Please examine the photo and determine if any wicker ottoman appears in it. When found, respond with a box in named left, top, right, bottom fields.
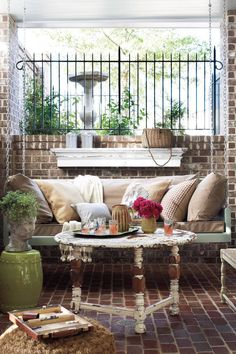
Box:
left=0, top=319, right=116, bottom=354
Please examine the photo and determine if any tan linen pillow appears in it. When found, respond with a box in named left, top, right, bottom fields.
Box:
left=6, top=174, right=53, bottom=224
left=145, top=180, right=171, bottom=201
left=142, top=174, right=198, bottom=186
left=187, top=172, right=226, bottom=221
left=121, top=179, right=171, bottom=207
left=102, top=179, right=135, bottom=211
left=169, top=174, right=198, bottom=185
left=36, top=180, right=84, bottom=224
left=161, top=179, right=198, bottom=222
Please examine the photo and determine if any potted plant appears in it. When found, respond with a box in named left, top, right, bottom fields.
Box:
left=155, top=99, right=186, bottom=135
left=0, top=191, right=39, bottom=252
left=132, top=197, right=163, bottom=234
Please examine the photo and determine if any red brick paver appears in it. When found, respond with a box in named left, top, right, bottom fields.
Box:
left=0, top=263, right=236, bottom=354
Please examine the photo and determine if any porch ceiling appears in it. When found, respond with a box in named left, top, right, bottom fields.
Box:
left=1, top=0, right=235, bottom=28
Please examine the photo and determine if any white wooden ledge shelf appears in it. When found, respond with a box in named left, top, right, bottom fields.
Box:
left=51, top=148, right=187, bottom=168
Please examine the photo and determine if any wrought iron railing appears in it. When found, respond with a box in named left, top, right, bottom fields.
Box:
left=16, top=47, right=223, bottom=135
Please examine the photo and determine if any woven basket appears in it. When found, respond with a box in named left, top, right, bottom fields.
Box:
left=141, top=128, right=173, bottom=148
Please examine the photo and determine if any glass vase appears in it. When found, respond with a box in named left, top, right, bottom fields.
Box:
left=141, top=216, right=157, bottom=234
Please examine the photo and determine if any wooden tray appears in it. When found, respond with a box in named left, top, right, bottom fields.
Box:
left=9, top=305, right=93, bottom=340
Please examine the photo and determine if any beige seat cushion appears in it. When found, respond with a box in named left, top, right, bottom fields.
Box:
left=173, top=220, right=225, bottom=233
left=6, top=174, right=53, bottom=224
left=161, top=179, right=198, bottom=221
left=36, top=180, right=84, bottom=224
left=36, top=214, right=201, bottom=236
left=187, top=172, right=226, bottom=221
left=34, top=223, right=63, bottom=236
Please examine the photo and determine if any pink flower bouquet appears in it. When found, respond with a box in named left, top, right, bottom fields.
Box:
left=132, top=197, right=163, bottom=219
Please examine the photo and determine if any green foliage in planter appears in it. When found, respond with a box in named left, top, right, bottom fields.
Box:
left=22, top=78, right=79, bottom=135
left=98, top=88, right=146, bottom=135
left=156, top=99, right=186, bottom=135
left=0, top=191, right=39, bottom=223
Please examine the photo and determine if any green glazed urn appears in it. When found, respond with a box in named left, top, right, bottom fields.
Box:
left=0, top=250, right=43, bottom=312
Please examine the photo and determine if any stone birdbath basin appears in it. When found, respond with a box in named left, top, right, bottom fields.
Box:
left=69, top=71, right=108, bottom=130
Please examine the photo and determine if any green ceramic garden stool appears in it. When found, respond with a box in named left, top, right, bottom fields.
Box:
left=0, top=250, right=43, bottom=312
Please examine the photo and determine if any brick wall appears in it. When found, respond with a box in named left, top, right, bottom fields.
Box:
left=0, top=14, right=20, bottom=136
left=227, top=11, right=236, bottom=251
left=0, top=14, right=20, bottom=248
left=10, top=134, right=225, bottom=179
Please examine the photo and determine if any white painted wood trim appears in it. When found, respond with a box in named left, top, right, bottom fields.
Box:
left=146, top=296, right=173, bottom=315
left=221, top=294, right=236, bottom=312
left=80, top=302, right=135, bottom=317
left=51, top=147, right=187, bottom=168
left=169, top=245, right=180, bottom=315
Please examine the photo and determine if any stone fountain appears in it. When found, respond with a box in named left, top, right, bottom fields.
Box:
left=69, top=71, right=108, bottom=147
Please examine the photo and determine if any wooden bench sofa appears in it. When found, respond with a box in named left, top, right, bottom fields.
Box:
left=3, top=172, right=232, bottom=247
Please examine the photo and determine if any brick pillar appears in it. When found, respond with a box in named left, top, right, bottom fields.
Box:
left=0, top=14, right=20, bottom=250
left=227, top=11, right=236, bottom=246
left=0, top=14, right=20, bottom=135
left=0, top=14, right=20, bottom=188
left=0, top=14, right=9, bottom=137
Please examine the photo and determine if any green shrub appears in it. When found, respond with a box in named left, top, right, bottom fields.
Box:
left=22, top=78, right=79, bottom=135
left=0, top=191, right=39, bottom=223
left=98, top=88, right=145, bottom=135
left=156, top=99, right=186, bottom=135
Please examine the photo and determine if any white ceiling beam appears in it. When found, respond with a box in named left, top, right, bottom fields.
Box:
left=14, top=18, right=222, bottom=29
left=0, top=0, right=230, bottom=28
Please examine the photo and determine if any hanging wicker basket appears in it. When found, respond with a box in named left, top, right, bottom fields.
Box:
left=141, top=128, right=173, bottom=148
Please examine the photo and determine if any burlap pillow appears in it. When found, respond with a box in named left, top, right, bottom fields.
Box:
left=36, top=180, right=84, bottom=224
left=187, top=172, right=226, bottom=221
left=5, top=174, right=53, bottom=224
left=161, top=179, right=198, bottom=221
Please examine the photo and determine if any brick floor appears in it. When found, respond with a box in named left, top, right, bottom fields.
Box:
left=1, top=263, right=236, bottom=354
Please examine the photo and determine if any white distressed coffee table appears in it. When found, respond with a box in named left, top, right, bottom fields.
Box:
left=55, top=229, right=196, bottom=333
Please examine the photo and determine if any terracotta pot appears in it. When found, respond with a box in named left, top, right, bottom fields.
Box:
left=141, top=217, right=157, bottom=234
left=112, top=204, right=130, bottom=232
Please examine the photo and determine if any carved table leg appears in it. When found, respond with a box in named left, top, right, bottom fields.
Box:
left=133, top=247, right=146, bottom=334
left=220, top=253, right=227, bottom=303
left=70, top=259, right=84, bottom=312
left=169, top=245, right=180, bottom=315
